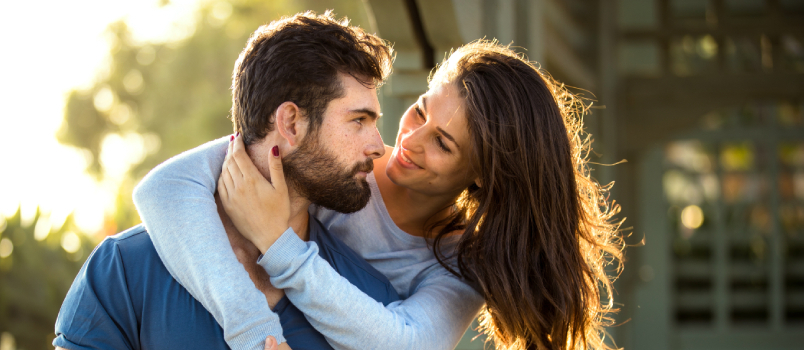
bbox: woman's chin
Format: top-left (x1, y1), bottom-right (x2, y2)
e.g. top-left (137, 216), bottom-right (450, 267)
top-left (385, 161), bottom-right (412, 188)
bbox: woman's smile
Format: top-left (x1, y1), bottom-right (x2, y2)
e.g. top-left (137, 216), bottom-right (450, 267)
top-left (394, 146), bottom-right (422, 169)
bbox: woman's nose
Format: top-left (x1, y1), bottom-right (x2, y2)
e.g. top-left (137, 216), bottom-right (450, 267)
top-left (399, 127), bottom-right (425, 153)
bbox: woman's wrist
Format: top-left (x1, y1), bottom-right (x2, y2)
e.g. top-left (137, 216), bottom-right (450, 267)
top-left (253, 227), bottom-right (289, 254)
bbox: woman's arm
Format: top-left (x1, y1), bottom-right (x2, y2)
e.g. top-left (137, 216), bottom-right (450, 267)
top-left (263, 232), bottom-right (484, 350)
top-left (132, 136), bottom-right (286, 350)
top-left (220, 135), bottom-right (485, 350)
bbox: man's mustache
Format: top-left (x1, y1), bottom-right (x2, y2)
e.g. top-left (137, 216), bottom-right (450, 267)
top-left (350, 158), bottom-right (374, 175)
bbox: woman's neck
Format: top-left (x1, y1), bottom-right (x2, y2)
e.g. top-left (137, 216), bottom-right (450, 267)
top-left (372, 148), bottom-right (459, 237)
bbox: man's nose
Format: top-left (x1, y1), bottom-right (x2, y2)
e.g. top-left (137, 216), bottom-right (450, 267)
top-left (365, 125), bottom-right (385, 159)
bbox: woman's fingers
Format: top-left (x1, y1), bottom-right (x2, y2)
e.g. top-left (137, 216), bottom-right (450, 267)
top-left (231, 134), bottom-right (263, 181)
top-left (224, 138), bottom-right (245, 186)
top-left (220, 165), bottom-right (236, 200)
top-left (266, 145), bottom-right (287, 193)
top-left (217, 173), bottom-right (229, 200)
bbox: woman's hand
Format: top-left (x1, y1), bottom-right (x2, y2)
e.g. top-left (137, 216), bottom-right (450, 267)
top-left (218, 133), bottom-right (291, 253)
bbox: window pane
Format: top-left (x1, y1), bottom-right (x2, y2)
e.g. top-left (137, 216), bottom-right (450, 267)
top-left (619, 40), bottom-right (661, 76)
top-left (672, 35), bottom-right (718, 76)
top-left (618, 0), bottom-right (658, 29)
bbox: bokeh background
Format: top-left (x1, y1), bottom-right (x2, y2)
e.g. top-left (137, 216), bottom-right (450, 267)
top-left (0, 0), bottom-right (802, 349)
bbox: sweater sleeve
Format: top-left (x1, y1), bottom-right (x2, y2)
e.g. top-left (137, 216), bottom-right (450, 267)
top-left (132, 136), bottom-right (286, 350)
top-left (260, 229), bottom-right (485, 350)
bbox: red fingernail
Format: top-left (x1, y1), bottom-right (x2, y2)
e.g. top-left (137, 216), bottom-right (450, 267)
top-left (236, 131), bottom-right (240, 137)
top-left (230, 135), bottom-right (234, 141)
top-left (272, 146), bottom-right (279, 157)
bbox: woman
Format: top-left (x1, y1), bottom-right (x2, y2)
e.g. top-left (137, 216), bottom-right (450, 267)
top-left (135, 41), bottom-right (623, 350)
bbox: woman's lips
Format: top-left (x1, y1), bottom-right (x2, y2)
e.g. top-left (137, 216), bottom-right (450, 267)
top-left (395, 148), bottom-right (422, 169)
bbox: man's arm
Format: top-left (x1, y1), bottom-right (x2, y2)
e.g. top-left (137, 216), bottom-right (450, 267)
top-left (133, 137), bottom-right (286, 350)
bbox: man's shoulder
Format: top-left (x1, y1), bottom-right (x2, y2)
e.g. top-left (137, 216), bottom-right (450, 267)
top-left (106, 224), bottom-right (150, 245)
top-left (55, 225), bottom-right (228, 350)
top-left (92, 225), bottom-right (158, 265)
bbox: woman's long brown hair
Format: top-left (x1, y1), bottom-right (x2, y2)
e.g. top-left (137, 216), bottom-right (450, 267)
top-left (428, 41), bottom-right (624, 350)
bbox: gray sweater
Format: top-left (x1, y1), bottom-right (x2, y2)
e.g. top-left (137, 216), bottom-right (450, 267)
top-left (133, 137), bottom-right (484, 350)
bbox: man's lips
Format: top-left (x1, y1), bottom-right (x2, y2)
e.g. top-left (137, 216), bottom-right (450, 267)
top-left (352, 159), bottom-right (374, 178)
top-left (395, 148), bottom-right (422, 169)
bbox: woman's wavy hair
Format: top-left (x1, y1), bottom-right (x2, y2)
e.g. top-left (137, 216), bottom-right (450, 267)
top-left (428, 41), bottom-right (625, 350)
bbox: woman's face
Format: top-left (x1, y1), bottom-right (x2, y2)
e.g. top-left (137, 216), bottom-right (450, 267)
top-left (386, 83), bottom-right (478, 197)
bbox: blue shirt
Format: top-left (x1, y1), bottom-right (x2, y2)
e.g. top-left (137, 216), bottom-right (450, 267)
top-left (53, 218), bottom-right (400, 350)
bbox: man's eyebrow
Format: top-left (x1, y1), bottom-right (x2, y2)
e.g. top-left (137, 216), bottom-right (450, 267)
top-left (349, 108), bottom-right (380, 120)
top-left (436, 126), bottom-right (458, 148)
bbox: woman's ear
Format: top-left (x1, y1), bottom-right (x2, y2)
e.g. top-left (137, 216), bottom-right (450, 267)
top-left (474, 177), bottom-right (482, 188)
top-left (274, 102), bottom-right (308, 147)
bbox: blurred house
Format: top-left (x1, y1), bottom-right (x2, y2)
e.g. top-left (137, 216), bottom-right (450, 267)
top-left (362, 0), bottom-right (804, 349)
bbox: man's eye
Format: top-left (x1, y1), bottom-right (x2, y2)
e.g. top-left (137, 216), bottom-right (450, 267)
top-left (354, 117), bottom-right (366, 124)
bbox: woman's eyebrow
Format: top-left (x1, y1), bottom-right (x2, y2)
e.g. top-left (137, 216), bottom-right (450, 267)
top-left (421, 96), bottom-right (428, 113)
top-left (422, 95), bottom-right (459, 148)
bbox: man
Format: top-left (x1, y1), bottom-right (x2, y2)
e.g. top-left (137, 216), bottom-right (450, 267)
top-left (53, 11), bottom-right (396, 350)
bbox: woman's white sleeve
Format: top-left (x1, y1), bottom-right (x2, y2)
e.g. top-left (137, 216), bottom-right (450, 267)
top-left (260, 229), bottom-right (485, 350)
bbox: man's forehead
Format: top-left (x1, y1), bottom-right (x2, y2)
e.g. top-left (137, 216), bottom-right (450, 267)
top-left (328, 74), bottom-right (381, 115)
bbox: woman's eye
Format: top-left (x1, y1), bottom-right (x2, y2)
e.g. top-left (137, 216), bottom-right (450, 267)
top-left (414, 105), bottom-right (425, 120)
top-left (435, 136), bottom-right (451, 153)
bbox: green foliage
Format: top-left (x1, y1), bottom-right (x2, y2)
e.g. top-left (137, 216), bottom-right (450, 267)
top-left (0, 209), bottom-right (95, 350)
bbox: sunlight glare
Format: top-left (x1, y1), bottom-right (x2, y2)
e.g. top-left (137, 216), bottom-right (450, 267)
top-left (19, 201), bottom-right (37, 228)
top-left (0, 0), bottom-right (206, 235)
top-left (209, 1), bottom-right (233, 27)
top-left (0, 332), bottom-right (15, 350)
top-left (110, 103), bottom-right (133, 125)
top-left (681, 205), bottom-right (704, 229)
top-left (34, 216), bottom-right (52, 241)
top-left (94, 86), bottom-right (115, 112)
top-left (100, 133), bottom-right (146, 180)
top-left (123, 69), bottom-right (144, 94)
top-left (0, 239), bottom-right (12, 259)
top-left (61, 232), bottom-right (81, 254)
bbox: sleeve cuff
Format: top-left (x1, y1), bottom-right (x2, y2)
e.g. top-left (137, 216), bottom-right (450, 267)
top-left (256, 227), bottom-right (310, 276)
top-left (227, 321), bottom-right (287, 350)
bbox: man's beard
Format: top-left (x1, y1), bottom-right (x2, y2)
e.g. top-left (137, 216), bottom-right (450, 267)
top-left (282, 136), bottom-right (374, 214)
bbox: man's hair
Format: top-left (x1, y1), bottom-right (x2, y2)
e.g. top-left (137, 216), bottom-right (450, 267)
top-left (231, 11), bottom-right (393, 145)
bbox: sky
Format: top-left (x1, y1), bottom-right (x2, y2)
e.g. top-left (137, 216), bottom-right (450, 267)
top-left (0, 0), bottom-right (206, 234)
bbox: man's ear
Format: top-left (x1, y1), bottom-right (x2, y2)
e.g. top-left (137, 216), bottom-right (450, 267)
top-left (274, 101), bottom-right (308, 147)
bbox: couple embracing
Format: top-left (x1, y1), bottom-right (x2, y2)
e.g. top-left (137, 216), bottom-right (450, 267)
top-left (54, 11), bottom-right (622, 350)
